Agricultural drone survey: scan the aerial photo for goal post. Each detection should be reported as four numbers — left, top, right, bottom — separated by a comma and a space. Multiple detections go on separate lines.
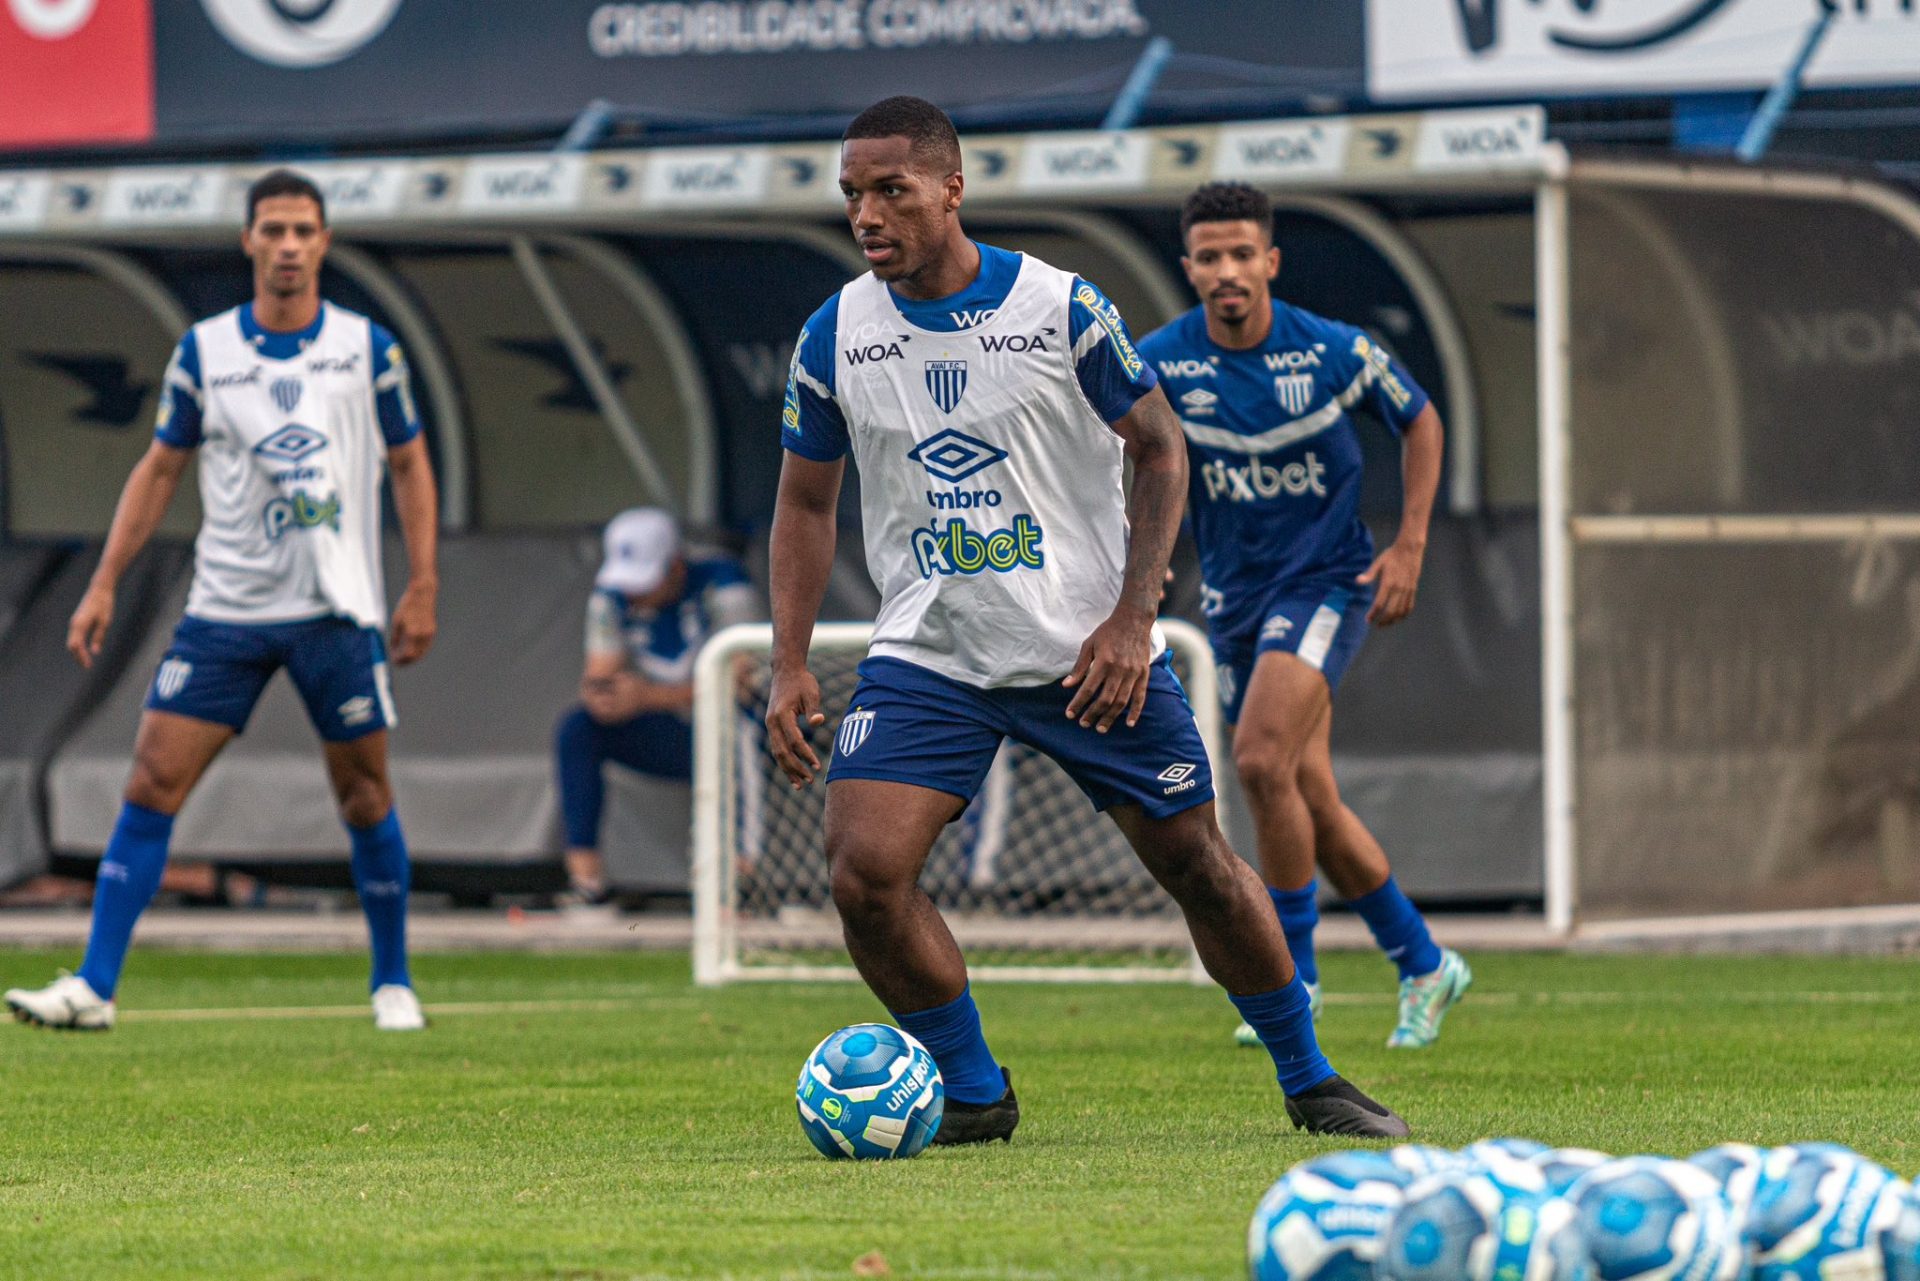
691, 619, 1225, 986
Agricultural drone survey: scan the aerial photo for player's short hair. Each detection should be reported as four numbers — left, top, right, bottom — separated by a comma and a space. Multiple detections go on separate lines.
246, 169, 326, 228
843, 96, 962, 177
1180, 181, 1272, 243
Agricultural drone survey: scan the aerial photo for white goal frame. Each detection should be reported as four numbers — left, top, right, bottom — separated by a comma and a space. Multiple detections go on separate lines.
691, 619, 1225, 986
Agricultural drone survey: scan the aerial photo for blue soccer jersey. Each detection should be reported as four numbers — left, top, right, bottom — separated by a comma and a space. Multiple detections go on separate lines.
1137, 302, 1429, 649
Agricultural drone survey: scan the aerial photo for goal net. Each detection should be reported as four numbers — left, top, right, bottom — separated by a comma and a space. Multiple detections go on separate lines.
691, 620, 1223, 984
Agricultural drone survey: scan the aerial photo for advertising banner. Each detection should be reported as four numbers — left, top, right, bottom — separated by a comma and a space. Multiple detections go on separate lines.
151, 0, 1360, 144
1368, 0, 1920, 100
0, 0, 153, 149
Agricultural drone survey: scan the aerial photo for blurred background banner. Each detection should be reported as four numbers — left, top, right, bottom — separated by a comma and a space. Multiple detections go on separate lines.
1369, 0, 1920, 101
0, 0, 154, 148
150, 0, 1361, 147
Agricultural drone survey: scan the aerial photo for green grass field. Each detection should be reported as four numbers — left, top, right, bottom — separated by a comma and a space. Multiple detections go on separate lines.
3, 947, 1918, 1280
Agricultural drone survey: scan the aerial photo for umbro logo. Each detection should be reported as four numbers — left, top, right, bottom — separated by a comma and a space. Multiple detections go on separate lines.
1181, 388, 1219, 416
254, 424, 328, 464
1261, 615, 1295, 642
339, 695, 376, 728
909, 428, 1006, 483
1157, 762, 1200, 796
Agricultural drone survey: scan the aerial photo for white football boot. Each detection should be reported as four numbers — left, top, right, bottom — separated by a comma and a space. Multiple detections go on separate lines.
6, 973, 115, 1030
1235, 981, 1321, 1047
371, 984, 426, 1032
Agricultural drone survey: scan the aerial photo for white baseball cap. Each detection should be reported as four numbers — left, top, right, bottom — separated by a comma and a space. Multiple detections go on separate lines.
596, 508, 681, 596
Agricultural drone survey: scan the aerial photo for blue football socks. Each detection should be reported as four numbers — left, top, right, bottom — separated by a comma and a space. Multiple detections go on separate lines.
349, 809, 412, 991
1350, 875, 1442, 980
76, 801, 175, 1000
892, 984, 1005, 1106
1269, 883, 1321, 986
1230, 976, 1335, 1095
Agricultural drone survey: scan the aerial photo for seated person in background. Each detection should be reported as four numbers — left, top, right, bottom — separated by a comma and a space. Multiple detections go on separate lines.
556, 508, 758, 906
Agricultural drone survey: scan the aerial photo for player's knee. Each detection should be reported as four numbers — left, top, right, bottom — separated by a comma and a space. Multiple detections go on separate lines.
1138, 817, 1240, 908
1233, 737, 1303, 801
125, 752, 193, 813
335, 773, 392, 829
826, 841, 912, 924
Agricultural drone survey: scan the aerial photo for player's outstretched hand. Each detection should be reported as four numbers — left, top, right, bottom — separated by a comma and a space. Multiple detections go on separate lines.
66, 583, 114, 669
389, 582, 438, 666
1358, 539, 1425, 627
1062, 610, 1154, 733
766, 666, 827, 788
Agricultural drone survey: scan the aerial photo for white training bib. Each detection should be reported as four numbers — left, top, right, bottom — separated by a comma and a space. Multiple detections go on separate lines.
186, 303, 389, 628
832, 254, 1163, 687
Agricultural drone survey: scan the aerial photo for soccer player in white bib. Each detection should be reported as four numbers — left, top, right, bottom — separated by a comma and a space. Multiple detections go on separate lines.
5, 170, 439, 1033
767, 98, 1408, 1140
1137, 182, 1471, 1051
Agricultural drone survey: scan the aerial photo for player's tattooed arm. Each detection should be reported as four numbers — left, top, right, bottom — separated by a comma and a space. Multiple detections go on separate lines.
1358, 403, 1443, 627
1064, 385, 1189, 733
68, 440, 193, 668
767, 452, 845, 787
386, 436, 440, 665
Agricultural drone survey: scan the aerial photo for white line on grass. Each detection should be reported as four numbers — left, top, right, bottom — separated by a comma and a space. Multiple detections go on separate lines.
121, 997, 657, 1023
110, 988, 1920, 1024
1322, 990, 1920, 1007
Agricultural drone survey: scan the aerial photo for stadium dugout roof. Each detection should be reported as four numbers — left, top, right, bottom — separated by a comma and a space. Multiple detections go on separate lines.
0, 107, 1553, 239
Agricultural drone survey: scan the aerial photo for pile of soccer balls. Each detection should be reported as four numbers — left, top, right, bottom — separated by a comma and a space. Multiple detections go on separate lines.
1250, 1137, 1920, 1281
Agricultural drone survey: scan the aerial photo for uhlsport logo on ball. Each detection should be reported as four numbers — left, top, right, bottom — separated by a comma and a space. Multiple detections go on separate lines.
795, 1023, 943, 1160
1248, 1151, 1415, 1281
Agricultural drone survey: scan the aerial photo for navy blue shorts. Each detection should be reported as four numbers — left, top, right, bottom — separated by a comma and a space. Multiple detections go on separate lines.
144, 614, 395, 742
824, 654, 1214, 820
1213, 582, 1371, 724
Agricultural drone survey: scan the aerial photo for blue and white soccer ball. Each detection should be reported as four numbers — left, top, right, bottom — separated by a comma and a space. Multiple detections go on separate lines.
1531, 1148, 1615, 1196
1248, 1153, 1411, 1281
1686, 1143, 1769, 1212
1379, 1165, 1590, 1281
1568, 1157, 1746, 1281
1745, 1145, 1907, 1281
1388, 1144, 1476, 1183
794, 1023, 943, 1160
1465, 1137, 1554, 1167
1881, 1183, 1920, 1281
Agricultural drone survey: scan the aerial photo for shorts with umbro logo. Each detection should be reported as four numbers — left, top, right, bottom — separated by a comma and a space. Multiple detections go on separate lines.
144, 614, 395, 742
825, 653, 1214, 819
1211, 579, 1372, 724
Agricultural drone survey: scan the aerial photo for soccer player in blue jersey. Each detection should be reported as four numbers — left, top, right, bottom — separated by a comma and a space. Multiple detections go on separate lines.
1138, 182, 1470, 1050
556, 507, 758, 905
765, 97, 1409, 1140
5, 170, 439, 1032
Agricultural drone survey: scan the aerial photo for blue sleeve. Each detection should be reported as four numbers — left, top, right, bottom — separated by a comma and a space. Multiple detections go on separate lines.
1334, 322, 1429, 436
782, 295, 848, 462
154, 331, 203, 449
1066, 277, 1158, 424
692, 557, 750, 590
370, 323, 423, 448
